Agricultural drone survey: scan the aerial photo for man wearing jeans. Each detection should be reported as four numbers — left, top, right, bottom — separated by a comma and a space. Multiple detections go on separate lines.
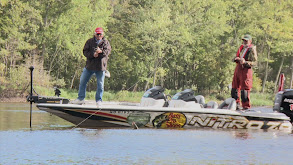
72, 27, 111, 107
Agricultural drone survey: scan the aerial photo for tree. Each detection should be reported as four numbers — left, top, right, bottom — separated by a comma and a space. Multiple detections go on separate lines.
0, 0, 41, 92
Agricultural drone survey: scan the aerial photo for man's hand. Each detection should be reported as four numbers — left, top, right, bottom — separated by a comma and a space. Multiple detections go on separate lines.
94, 47, 102, 58
94, 52, 99, 57
240, 58, 245, 64
235, 57, 240, 61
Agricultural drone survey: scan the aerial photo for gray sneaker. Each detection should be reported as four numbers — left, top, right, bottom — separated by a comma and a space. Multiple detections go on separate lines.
96, 101, 102, 107
71, 99, 85, 105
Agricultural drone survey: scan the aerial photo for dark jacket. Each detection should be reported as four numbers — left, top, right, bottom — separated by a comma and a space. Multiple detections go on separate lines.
83, 36, 111, 71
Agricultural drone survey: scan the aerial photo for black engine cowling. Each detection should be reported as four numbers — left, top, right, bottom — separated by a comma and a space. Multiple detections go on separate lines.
142, 86, 166, 100
172, 89, 197, 102
273, 89, 293, 121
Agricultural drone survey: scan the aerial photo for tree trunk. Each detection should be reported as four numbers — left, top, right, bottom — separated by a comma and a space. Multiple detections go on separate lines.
48, 46, 60, 74
70, 70, 77, 89
132, 84, 138, 92
274, 56, 284, 92
144, 72, 151, 91
40, 3, 50, 61
152, 69, 157, 87
261, 46, 270, 93
152, 49, 162, 87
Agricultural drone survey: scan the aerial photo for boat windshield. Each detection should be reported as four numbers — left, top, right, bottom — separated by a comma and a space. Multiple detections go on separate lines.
142, 90, 152, 98
172, 93, 182, 100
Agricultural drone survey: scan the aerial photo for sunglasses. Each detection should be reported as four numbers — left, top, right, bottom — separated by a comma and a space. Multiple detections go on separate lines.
96, 33, 102, 36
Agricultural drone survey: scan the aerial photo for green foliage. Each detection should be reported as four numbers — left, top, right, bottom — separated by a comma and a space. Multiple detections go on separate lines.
0, 0, 293, 100
252, 74, 262, 93
250, 92, 275, 107
263, 81, 276, 94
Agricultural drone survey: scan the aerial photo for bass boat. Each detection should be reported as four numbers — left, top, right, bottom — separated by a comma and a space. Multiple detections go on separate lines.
34, 86, 293, 131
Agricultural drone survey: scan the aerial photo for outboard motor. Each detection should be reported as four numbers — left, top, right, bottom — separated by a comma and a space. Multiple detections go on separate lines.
172, 89, 197, 102
169, 89, 202, 108
273, 89, 293, 122
140, 86, 168, 107
142, 86, 165, 99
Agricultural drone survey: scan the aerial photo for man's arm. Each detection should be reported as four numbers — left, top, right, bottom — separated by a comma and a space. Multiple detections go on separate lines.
100, 40, 111, 57
83, 39, 95, 59
244, 46, 257, 67
232, 45, 243, 63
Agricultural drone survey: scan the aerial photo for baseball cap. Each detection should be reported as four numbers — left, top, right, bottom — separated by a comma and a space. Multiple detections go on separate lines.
95, 27, 104, 34
242, 34, 252, 41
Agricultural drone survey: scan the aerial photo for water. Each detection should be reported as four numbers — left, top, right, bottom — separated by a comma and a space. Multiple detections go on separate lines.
1, 103, 293, 165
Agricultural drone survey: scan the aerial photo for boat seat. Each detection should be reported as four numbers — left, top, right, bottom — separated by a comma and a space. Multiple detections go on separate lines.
205, 101, 218, 109
218, 98, 236, 110
195, 95, 205, 106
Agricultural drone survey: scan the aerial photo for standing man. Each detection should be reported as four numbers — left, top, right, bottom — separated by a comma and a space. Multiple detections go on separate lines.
231, 34, 257, 110
72, 27, 111, 107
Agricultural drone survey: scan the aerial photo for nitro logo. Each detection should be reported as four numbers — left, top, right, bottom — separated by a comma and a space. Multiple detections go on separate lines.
284, 98, 293, 103
188, 115, 248, 129
290, 104, 293, 111
187, 114, 291, 130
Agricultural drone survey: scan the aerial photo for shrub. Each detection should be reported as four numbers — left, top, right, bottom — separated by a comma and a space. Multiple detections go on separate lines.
252, 74, 262, 92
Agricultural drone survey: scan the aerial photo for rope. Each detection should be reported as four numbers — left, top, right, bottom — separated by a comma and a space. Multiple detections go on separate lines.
71, 108, 101, 129
132, 121, 139, 129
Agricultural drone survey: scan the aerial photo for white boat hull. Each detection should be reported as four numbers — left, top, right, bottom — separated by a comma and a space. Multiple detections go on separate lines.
37, 102, 292, 131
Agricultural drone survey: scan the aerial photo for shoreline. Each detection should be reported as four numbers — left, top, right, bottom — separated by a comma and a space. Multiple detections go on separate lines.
0, 97, 27, 103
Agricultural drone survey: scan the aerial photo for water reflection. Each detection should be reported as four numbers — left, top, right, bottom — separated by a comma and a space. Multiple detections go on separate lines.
0, 103, 74, 131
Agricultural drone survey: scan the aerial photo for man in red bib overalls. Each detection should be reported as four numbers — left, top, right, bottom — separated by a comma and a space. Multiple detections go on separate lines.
231, 34, 257, 110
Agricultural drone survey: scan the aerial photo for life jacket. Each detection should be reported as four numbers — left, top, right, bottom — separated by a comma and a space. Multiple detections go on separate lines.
236, 44, 253, 60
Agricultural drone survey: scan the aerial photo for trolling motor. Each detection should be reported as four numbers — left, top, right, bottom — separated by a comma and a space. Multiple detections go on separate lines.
26, 66, 69, 104
27, 67, 67, 127
27, 66, 70, 127
27, 66, 70, 126
28, 66, 34, 128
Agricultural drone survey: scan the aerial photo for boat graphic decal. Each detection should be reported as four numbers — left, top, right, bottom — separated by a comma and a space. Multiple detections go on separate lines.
152, 112, 187, 128
126, 113, 151, 127
188, 115, 248, 129
284, 98, 293, 104
64, 108, 127, 121
83, 110, 127, 121
187, 114, 290, 130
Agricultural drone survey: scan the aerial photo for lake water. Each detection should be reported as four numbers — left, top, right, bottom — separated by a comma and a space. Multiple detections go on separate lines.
1, 103, 293, 165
